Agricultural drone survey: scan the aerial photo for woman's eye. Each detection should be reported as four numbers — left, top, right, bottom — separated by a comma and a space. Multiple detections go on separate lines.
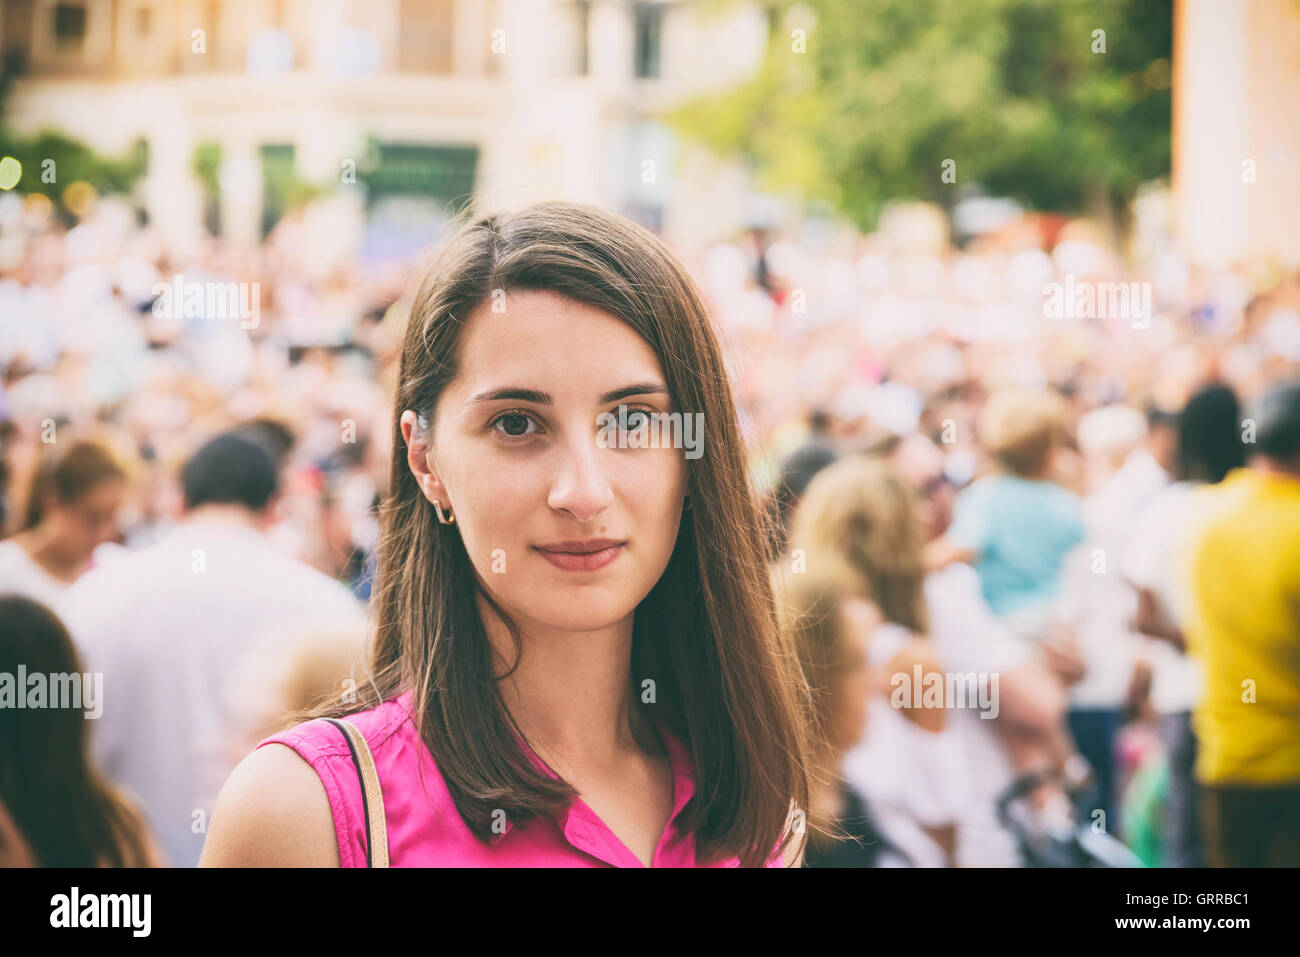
625, 409, 651, 430
491, 412, 541, 438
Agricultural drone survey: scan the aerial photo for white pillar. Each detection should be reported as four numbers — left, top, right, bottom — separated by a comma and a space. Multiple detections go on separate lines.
142, 110, 204, 260
218, 138, 264, 249
1173, 0, 1248, 267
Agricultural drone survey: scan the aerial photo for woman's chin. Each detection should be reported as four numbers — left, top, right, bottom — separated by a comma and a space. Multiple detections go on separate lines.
520, 591, 639, 633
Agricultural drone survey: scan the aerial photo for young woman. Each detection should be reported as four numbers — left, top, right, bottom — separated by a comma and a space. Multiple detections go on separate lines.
0, 438, 127, 610
0, 595, 164, 867
201, 201, 810, 868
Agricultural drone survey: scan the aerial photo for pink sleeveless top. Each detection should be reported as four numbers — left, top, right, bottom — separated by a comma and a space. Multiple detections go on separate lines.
257, 690, 784, 867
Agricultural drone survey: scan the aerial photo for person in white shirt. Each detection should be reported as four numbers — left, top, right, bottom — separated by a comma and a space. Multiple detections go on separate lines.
789, 454, 966, 866
841, 615, 967, 866
896, 432, 1079, 866
1056, 404, 1172, 835
922, 561, 1056, 866
1120, 384, 1244, 867
0, 437, 128, 613
60, 430, 368, 868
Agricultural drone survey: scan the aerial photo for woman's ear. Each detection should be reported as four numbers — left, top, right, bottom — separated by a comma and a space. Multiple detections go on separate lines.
400, 410, 451, 508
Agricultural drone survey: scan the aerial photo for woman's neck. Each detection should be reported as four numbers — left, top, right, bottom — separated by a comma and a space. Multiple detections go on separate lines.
478, 594, 654, 776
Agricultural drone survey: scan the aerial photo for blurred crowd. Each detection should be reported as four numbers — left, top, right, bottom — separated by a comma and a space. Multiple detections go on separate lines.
2, 190, 1299, 867
752, 223, 1300, 868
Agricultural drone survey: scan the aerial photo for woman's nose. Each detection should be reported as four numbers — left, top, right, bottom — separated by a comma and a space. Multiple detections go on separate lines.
546, 432, 614, 523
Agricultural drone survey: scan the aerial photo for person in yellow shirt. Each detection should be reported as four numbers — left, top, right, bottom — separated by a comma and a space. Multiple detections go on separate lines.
1180, 379, 1300, 867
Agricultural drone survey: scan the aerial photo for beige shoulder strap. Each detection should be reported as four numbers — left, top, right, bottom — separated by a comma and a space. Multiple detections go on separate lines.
325, 717, 390, 867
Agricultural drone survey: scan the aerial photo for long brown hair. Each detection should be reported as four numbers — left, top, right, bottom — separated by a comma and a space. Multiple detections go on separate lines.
788, 454, 930, 633
0, 595, 152, 866
299, 201, 810, 867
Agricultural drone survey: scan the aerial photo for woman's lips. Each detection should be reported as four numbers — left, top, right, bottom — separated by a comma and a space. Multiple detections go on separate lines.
532, 542, 626, 572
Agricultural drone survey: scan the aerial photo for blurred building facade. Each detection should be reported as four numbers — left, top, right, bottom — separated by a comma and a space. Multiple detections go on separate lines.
1, 0, 769, 259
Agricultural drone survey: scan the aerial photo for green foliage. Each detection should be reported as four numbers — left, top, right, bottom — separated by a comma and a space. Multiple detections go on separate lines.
259, 144, 328, 237
193, 141, 222, 197
0, 58, 146, 205
193, 141, 222, 235
0, 127, 146, 199
669, 0, 1172, 229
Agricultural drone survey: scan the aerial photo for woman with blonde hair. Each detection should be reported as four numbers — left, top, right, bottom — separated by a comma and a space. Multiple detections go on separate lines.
775, 564, 911, 866
788, 454, 965, 866
202, 201, 809, 868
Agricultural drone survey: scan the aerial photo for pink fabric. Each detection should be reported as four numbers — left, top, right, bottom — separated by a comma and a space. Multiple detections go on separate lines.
257, 690, 785, 867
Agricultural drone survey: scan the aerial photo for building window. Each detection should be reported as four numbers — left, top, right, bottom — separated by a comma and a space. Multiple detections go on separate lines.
633, 2, 661, 79
260, 143, 296, 238
52, 2, 87, 48
3, 0, 35, 71
554, 0, 589, 77
247, 28, 293, 75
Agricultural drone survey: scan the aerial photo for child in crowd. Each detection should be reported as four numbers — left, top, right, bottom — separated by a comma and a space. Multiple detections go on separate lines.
927, 388, 1086, 644
926, 389, 1089, 792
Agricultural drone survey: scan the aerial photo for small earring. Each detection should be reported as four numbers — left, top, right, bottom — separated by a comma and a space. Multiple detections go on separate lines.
434, 501, 456, 525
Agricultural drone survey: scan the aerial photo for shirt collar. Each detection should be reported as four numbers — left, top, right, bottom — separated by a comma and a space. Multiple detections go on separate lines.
1228, 466, 1300, 489
160, 517, 271, 547
393, 690, 697, 855
490, 719, 695, 848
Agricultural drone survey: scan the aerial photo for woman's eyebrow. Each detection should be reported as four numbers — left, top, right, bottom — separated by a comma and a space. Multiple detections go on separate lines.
598, 382, 670, 404
467, 382, 669, 407
467, 387, 552, 407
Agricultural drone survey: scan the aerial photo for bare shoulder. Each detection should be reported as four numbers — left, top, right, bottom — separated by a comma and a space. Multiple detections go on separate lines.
199, 743, 340, 867
886, 635, 947, 733
888, 635, 943, 675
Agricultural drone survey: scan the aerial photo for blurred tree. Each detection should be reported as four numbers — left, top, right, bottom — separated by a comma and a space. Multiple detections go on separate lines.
670, 0, 1172, 230
259, 144, 328, 238
0, 130, 146, 202
1, 57, 147, 206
